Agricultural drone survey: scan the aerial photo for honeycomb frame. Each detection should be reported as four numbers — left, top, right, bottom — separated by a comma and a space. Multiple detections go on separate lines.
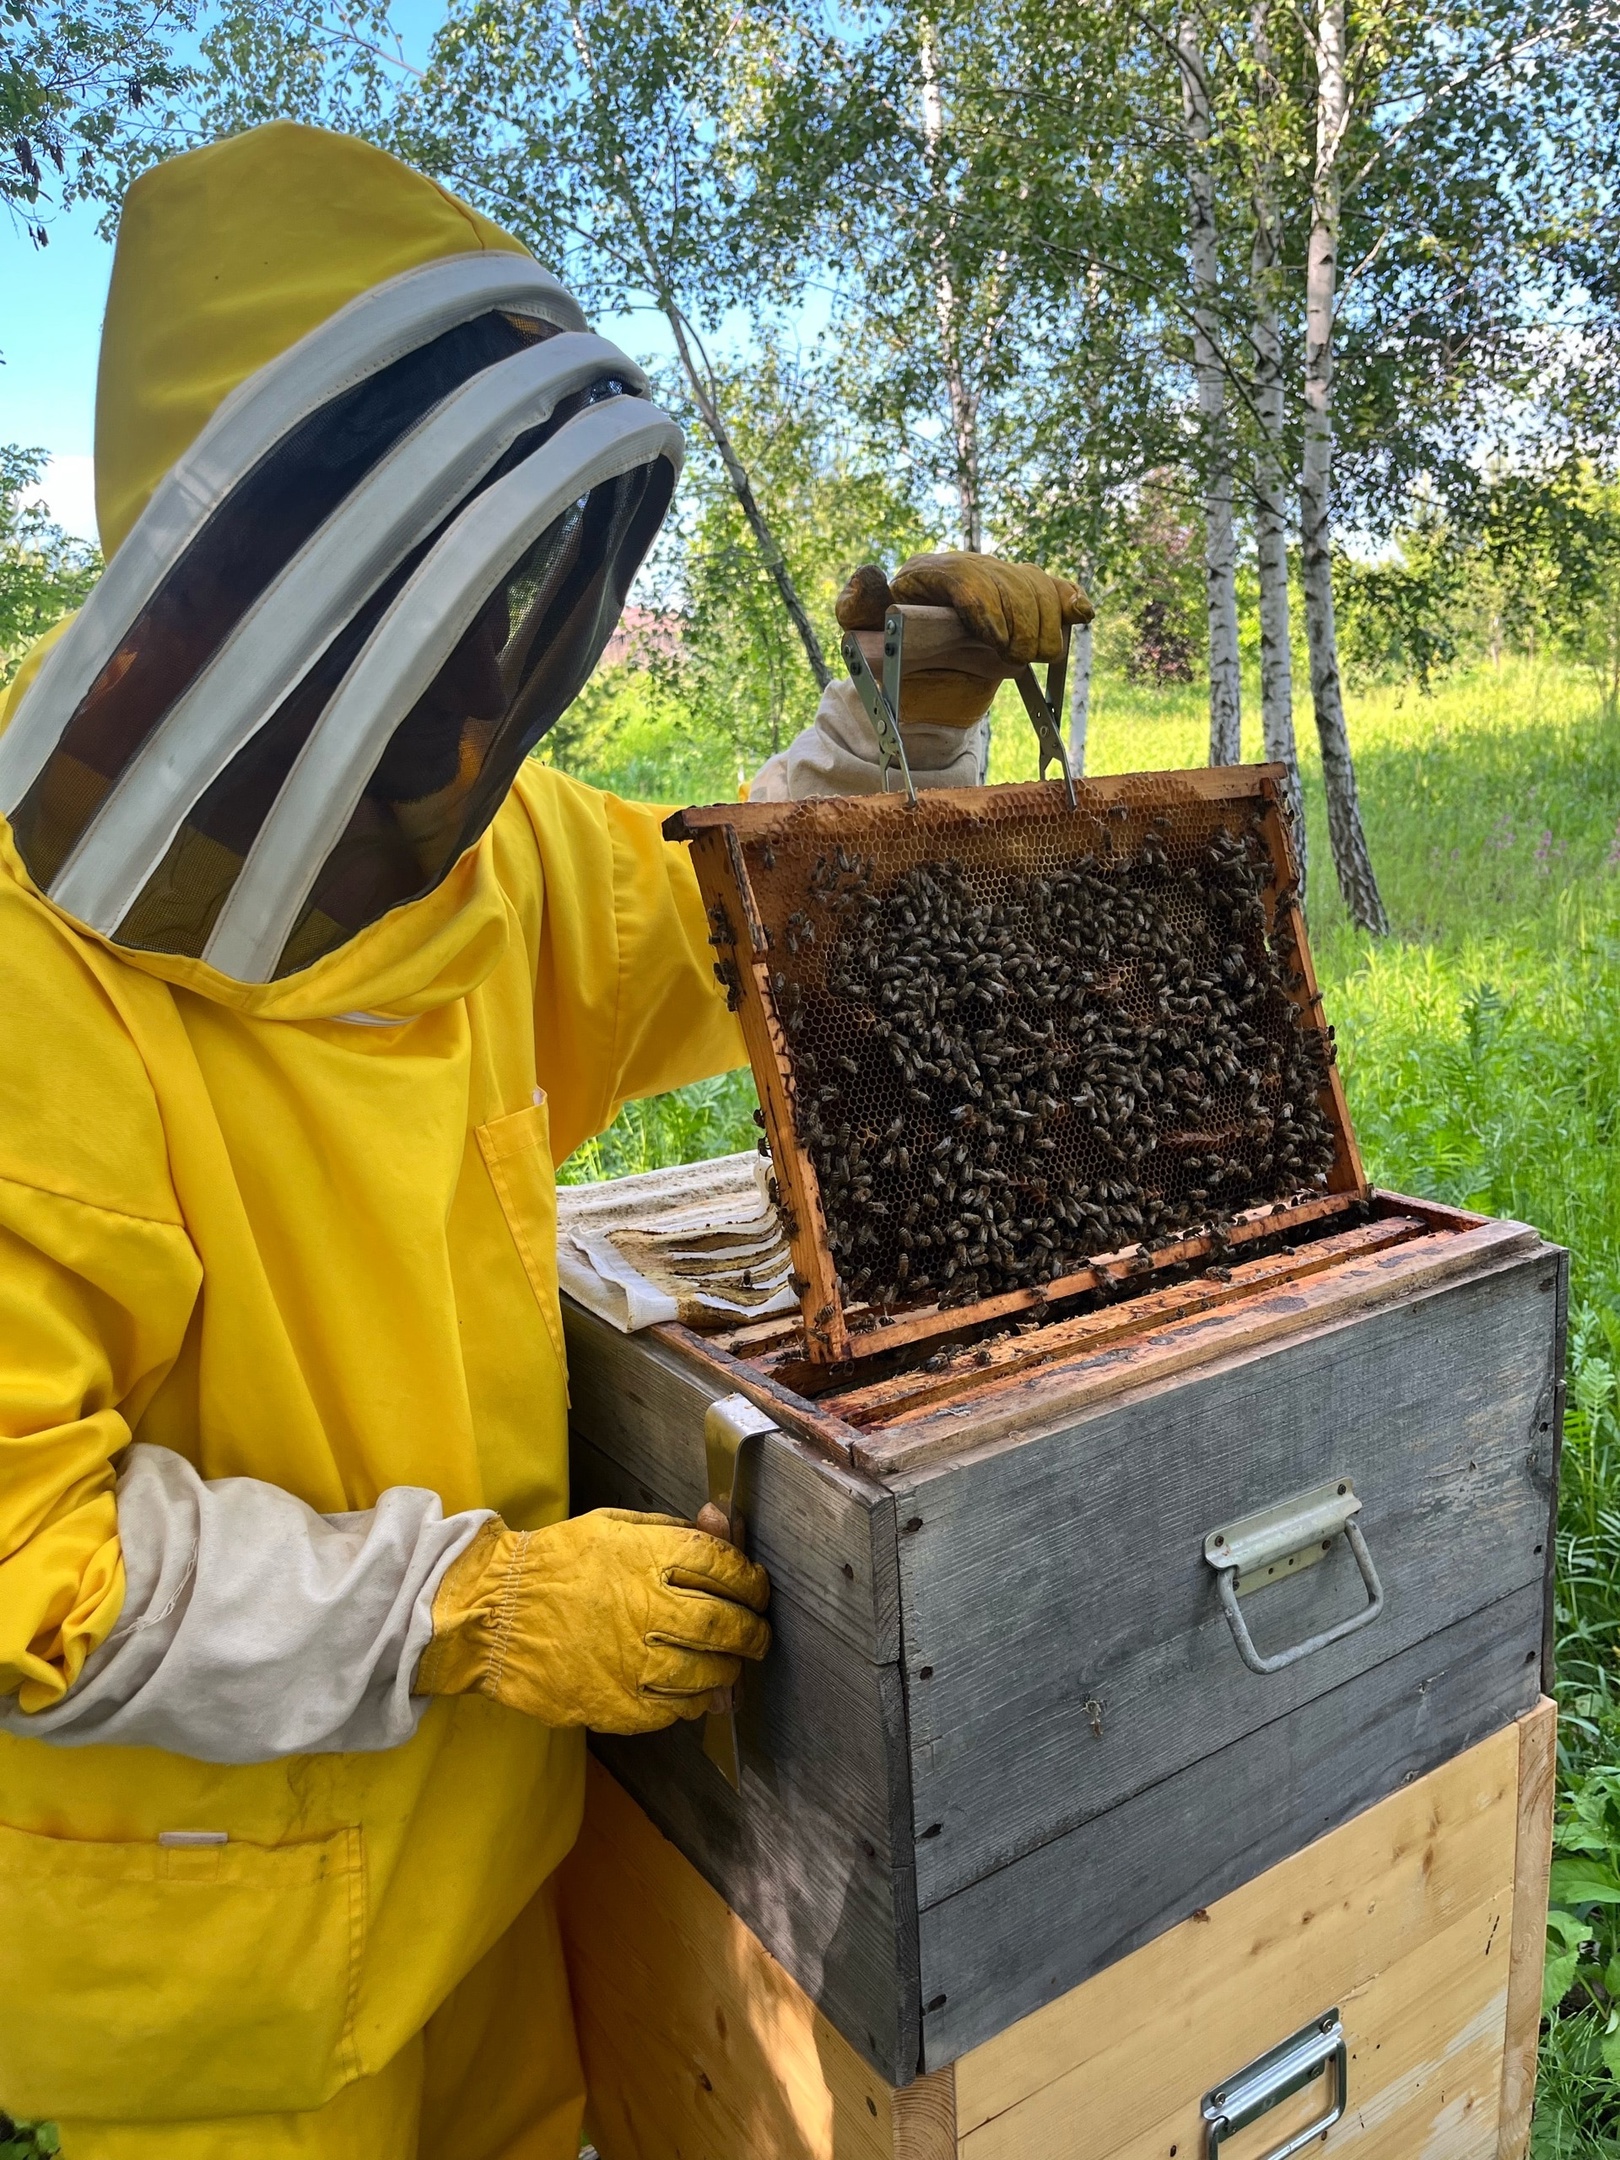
667, 766, 1366, 1365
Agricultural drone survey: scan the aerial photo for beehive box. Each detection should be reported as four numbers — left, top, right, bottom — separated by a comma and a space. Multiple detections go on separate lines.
565, 1186, 1563, 2083
566, 765, 1564, 2085
560, 1700, 1556, 2160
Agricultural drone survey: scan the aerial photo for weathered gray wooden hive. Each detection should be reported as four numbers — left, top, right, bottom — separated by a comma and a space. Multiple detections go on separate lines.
565, 766, 1564, 2085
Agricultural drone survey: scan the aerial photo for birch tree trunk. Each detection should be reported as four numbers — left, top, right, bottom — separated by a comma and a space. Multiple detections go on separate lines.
1248, 0, 1305, 882
922, 21, 983, 551
1300, 0, 1388, 931
1177, 15, 1242, 766
1069, 621, 1093, 773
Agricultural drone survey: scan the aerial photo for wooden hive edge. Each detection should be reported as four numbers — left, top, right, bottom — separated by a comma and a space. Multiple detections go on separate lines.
852, 1212, 1552, 1478
663, 765, 1286, 843
671, 763, 1356, 1368
817, 1212, 1428, 1430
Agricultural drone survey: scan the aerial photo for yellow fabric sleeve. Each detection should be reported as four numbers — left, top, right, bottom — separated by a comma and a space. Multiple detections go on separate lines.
0, 890, 203, 1707
508, 765, 745, 1163
0, 1187, 201, 1707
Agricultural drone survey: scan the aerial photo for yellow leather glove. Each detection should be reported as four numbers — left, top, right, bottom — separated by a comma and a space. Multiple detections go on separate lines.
835, 552, 1093, 726
415, 1509, 771, 1734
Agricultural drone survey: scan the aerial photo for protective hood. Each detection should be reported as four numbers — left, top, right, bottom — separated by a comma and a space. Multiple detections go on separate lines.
0, 123, 683, 984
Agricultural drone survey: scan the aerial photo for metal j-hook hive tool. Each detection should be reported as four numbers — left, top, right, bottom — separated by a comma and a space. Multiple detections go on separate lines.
666, 753, 1366, 1368
840, 603, 1078, 806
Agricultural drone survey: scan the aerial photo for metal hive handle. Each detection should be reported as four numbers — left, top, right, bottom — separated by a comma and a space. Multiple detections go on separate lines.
1202, 2011, 1347, 2158
1203, 1477, 1385, 1676
699, 1393, 779, 1790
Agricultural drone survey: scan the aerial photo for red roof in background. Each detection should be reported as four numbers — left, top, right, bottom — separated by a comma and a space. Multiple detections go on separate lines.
601, 606, 683, 669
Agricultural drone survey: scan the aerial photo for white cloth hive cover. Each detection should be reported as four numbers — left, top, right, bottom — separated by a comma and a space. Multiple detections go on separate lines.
556, 1153, 794, 1331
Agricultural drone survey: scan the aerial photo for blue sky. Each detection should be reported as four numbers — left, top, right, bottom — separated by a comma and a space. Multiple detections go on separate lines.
2, 199, 115, 540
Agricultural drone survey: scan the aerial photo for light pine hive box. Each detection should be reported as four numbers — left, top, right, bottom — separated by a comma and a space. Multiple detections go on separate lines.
560, 1701, 1557, 2160
565, 765, 1564, 2089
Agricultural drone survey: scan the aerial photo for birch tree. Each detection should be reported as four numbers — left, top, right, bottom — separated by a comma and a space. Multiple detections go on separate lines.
417, 0, 836, 686
1243, 0, 1304, 869
920, 19, 989, 550
199, 0, 836, 688
1298, 0, 1387, 931
806, 5, 1029, 559
842, 0, 1187, 601
1175, 16, 1242, 765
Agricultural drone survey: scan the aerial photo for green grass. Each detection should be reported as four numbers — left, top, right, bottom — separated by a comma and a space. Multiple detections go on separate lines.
563, 656, 1620, 2146
557, 1069, 759, 1185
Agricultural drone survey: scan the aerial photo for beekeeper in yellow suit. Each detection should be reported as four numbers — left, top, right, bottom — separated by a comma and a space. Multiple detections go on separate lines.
0, 120, 1086, 2159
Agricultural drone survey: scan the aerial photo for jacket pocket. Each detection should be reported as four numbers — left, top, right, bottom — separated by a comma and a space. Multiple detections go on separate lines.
478, 1096, 567, 1371
0, 1819, 364, 2121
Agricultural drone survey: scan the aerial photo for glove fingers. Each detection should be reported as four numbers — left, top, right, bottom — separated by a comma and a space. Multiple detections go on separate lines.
665, 1534, 771, 1613
892, 552, 1081, 661
1034, 570, 1064, 664
891, 552, 1002, 648
650, 1595, 773, 1663
642, 1646, 744, 1700
987, 560, 1042, 663
1056, 576, 1095, 628
836, 563, 894, 631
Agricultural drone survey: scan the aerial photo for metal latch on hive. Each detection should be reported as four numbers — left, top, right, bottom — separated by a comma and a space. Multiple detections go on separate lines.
697, 1393, 779, 1790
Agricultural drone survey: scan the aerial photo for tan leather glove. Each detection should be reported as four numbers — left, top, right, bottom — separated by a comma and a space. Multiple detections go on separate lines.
835, 551, 1093, 726
415, 1509, 771, 1734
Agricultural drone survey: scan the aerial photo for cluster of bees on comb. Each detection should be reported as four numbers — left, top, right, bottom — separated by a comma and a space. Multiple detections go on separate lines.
755, 814, 1338, 1314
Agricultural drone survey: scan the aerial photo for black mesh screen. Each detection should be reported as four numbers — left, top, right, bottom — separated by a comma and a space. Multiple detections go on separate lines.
108, 449, 675, 974
272, 455, 672, 976
12, 309, 559, 889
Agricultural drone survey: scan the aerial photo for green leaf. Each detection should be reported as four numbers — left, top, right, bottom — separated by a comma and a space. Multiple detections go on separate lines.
1550, 1858, 1620, 1906
1547, 1943, 1587, 2015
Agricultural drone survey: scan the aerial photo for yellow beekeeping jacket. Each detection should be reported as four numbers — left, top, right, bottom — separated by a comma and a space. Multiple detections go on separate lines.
0, 122, 740, 2125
